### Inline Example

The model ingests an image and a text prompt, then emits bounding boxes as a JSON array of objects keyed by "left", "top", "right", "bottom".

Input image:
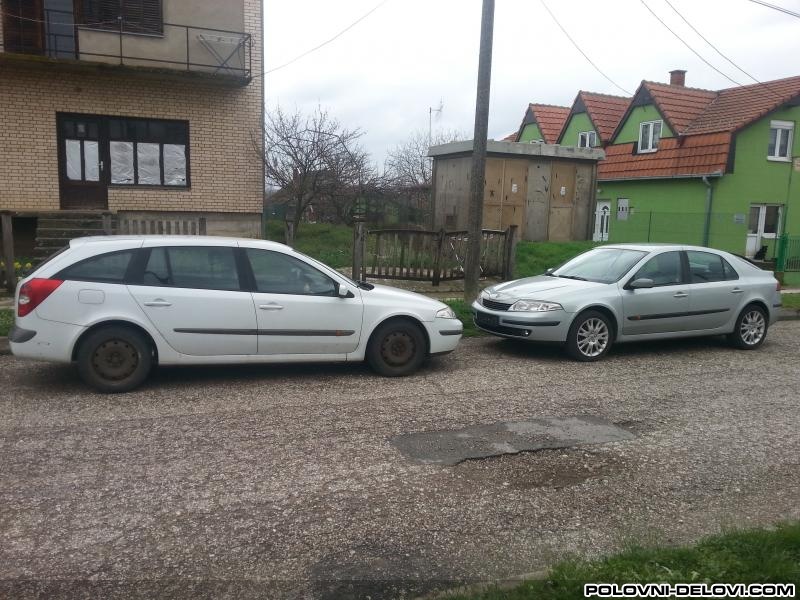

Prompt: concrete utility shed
[{"left": 429, "top": 140, "right": 604, "bottom": 241}]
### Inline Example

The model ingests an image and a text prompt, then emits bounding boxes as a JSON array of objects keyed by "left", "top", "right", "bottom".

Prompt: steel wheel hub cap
[
  {"left": 577, "top": 318, "right": 609, "bottom": 357},
  {"left": 740, "top": 311, "right": 765, "bottom": 345},
  {"left": 381, "top": 332, "right": 415, "bottom": 366},
  {"left": 92, "top": 340, "right": 139, "bottom": 381}
]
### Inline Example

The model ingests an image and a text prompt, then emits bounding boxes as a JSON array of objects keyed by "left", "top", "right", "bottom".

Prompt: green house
[
  {"left": 513, "top": 103, "right": 571, "bottom": 144},
  {"left": 524, "top": 70, "right": 800, "bottom": 284}
]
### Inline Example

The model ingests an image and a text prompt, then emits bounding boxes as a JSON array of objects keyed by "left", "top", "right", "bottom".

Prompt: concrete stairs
[{"left": 33, "top": 211, "right": 117, "bottom": 262}]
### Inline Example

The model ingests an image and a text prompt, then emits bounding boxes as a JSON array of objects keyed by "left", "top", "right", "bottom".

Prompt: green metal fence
[
  {"left": 609, "top": 211, "right": 749, "bottom": 253},
  {"left": 776, "top": 235, "right": 800, "bottom": 272}
]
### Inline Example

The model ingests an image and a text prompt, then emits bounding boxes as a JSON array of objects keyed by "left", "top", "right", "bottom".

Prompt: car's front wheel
[
  {"left": 728, "top": 304, "right": 768, "bottom": 350},
  {"left": 76, "top": 326, "right": 153, "bottom": 393},
  {"left": 366, "top": 319, "right": 427, "bottom": 377},
  {"left": 566, "top": 310, "right": 614, "bottom": 361}
]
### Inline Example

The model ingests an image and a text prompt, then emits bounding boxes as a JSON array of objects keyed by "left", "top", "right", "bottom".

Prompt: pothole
[{"left": 454, "top": 448, "right": 625, "bottom": 490}]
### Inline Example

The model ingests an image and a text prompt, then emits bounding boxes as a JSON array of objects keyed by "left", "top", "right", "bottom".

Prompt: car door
[
  {"left": 242, "top": 247, "right": 363, "bottom": 355},
  {"left": 685, "top": 250, "right": 742, "bottom": 330},
  {"left": 621, "top": 250, "right": 691, "bottom": 335},
  {"left": 127, "top": 243, "right": 257, "bottom": 356}
]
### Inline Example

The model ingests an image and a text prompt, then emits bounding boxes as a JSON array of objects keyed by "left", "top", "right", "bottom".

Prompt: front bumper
[
  {"left": 471, "top": 300, "right": 571, "bottom": 342},
  {"left": 425, "top": 318, "right": 463, "bottom": 355}
]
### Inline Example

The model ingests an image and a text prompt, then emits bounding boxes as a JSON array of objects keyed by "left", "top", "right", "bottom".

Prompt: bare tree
[
  {"left": 384, "top": 129, "right": 464, "bottom": 188},
  {"left": 261, "top": 106, "right": 371, "bottom": 233}
]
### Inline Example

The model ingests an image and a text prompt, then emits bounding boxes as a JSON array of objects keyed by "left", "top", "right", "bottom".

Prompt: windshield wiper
[
  {"left": 356, "top": 280, "right": 375, "bottom": 290},
  {"left": 558, "top": 275, "right": 587, "bottom": 281}
]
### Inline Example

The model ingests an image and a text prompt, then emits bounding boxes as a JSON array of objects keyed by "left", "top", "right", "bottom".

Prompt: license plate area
[{"left": 475, "top": 311, "right": 499, "bottom": 327}]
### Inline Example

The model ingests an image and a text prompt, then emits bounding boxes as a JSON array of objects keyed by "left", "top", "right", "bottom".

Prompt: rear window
[{"left": 57, "top": 250, "right": 135, "bottom": 283}]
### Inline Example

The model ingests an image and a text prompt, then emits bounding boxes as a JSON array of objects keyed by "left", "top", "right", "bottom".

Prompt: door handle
[
  {"left": 731, "top": 288, "right": 744, "bottom": 294},
  {"left": 259, "top": 303, "right": 284, "bottom": 311},
  {"left": 673, "top": 292, "right": 688, "bottom": 298},
  {"left": 143, "top": 299, "right": 172, "bottom": 307}
]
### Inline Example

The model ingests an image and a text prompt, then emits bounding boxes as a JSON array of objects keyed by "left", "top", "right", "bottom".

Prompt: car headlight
[
  {"left": 436, "top": 307, "right": 458, "bottom": 319},
  {"left": 508, "top": 300, "right": 563, "bottom": 312}
]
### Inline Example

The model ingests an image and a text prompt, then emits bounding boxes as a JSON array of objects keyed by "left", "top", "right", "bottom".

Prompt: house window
[
  {"left": 82, "top": 0, "right": 163, "bottom": 35},
  {"left": 638, "top": 120, "right": 662, "bottom": 153},
  {"left": 578, "top": 131, "right": 597, "bottom": 148},
  {"left": 109, "top": 118, "right": 189, "bottom": 187},
  {"left": 768, "top": 120, "right": 793, "bottom": 161}
]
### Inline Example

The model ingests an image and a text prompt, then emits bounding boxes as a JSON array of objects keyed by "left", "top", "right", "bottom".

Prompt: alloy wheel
[
  {"left": 576, "top": 318, "right": 609, "bottom": 358},
  {"left": 740, "top": 310, "right": 765, "bottom": 346}
]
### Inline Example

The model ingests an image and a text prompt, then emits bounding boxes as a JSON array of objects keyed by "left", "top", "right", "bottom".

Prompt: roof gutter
[{"left": 598, "top": 171, "right": 723, "bottom": 182}]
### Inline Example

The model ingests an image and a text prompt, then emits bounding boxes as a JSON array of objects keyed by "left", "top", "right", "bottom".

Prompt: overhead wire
[
  {"left": 639, "top": 0, "right": 744, "bottom": 87},
  {"left": 747, "top": 0, "right": 800, "bottom": 19},
  {"left": 538, "top": 0, "right": 632, "bottom": 96},
  {"left": 253, "top": 0, "right": 390, "bottom": 79}
]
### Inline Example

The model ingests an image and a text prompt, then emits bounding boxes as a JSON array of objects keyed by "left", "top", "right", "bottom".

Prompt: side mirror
[
  {"left": 336, "top": 283, "right": 352, "bottom": 298},
  {"left": 545, "top": 267, "right": 555, "bottom": 275},
  {"left": 628, "top": 278, "right": 654, "bottom": 290}
]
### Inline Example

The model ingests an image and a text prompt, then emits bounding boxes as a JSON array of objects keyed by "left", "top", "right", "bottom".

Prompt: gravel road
[{"left": 2, "top": 323, "right": 799, "bottom": 599}]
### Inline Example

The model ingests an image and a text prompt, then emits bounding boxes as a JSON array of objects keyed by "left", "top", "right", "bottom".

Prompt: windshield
[{"left": 552, "top": 248, "right": 647, "bottom": 284}]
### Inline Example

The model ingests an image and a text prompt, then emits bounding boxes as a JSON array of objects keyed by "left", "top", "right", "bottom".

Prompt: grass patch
[
  {"left": 0, "top": 308, "right": 13, "bottom": 337},
  {"left": 451, "top": 522, "right": 800, "bottom": 599},
  {"left": 782, "top": 293, "right": 800, "bottom": 310},
  {"left": 265, "top": 221, "right": 353, "bottom": 269},
  {"left": 444, "top": 299, "right": 480, "bottom": 337},
  {"left": 515, "top": 241, "right": 598, "bottom": 279}
]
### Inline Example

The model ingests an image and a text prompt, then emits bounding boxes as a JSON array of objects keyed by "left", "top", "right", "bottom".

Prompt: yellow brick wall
[{"left": 0, "top": 0, "right": 264, "bottom": 217}]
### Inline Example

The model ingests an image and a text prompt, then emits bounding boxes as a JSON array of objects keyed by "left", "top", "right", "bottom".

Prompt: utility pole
[{"left": 464, "top": 0, "right": 495, "bottom": 302}]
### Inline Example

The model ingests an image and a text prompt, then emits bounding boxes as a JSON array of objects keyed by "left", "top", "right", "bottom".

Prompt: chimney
[{"left": 670, "top": 69, "right": 686, "bottom": 86}]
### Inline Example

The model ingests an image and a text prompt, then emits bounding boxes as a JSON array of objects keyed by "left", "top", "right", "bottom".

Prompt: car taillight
[{"left": 18, "top": 278, "right": 63, "bottom": 317}]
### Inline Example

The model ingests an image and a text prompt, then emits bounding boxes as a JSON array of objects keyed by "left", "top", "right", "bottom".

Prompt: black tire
[
  {"left": 366, "top": 319, "right": 427, "bottom": 377},
  {"left": 76, "top": 326, "right": 153, "bottom": 393},
  {"left": 565, "top": 310, "right": 614, "bottom": 362},
  {"left": 728, "top": 304, "right": 768, "bottom": 350}
]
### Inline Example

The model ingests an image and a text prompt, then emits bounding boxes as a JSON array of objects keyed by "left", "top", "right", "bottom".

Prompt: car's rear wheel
[
  {"left": 728, "top": 304, "right": 768, "bottom": 350},
  {"left": 366, "top": 319, "right": 427, "bottom": 377},
  {"left": 566, "top": 310, "right": 613, "bottom": 362},
  {"left": 77, "top": 326, "right": 153, "bottom": 393}
]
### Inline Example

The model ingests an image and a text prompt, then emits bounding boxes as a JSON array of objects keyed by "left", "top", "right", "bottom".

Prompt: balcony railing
[{"left": 1, "top": 9, "right": 252, "bottom": 83}]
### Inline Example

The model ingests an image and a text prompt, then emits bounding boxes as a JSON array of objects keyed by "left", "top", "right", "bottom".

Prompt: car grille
[
  {"left": 481, "top": 298, "right": 512, "bottom": 311},
  {"left": 475, "top": 321, "right": 531, "bottom": 338}
]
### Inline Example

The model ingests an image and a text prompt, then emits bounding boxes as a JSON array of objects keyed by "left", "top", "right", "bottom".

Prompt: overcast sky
[{"left": 264, "top": 0, "right": 800, "bottom": 165}]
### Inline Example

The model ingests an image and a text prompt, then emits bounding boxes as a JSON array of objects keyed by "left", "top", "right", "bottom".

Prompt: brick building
[{"left": 0, "top": 0, "right": 264, "bottom": 258}]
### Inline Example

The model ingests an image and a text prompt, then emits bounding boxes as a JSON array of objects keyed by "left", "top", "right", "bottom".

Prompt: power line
[
  {"left": 748, "top": 0, "right": 800, "bottom": 19},
  {"left": 256, "top": 0, "right": 389, "bottom": 79},
  {"left": 639, "top": 0, "right": 744, "bottom": 87},
  {"left": 663, "top": 0, "right": 763, "bottom": 84},
  {"left": 538, "top": 0, "right": 631, "bottom": 96}
]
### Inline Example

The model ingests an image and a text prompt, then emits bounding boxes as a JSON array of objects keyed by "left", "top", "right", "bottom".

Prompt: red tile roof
[
  {"left": 577, "top": 91, "right": 630, "bottom": 142},
  {"left": 527, "top": 103, "right": 571, "bottom": 144},
  {"left": 501, "top": 132, "right": 518, "bottom": 142},
  {"left": 683, "top": 75, "right": 800, "bottom": 135},
  {"left": 598, "top": 133, "right": 731, "bottom": 180},
  {"left": 643, "top": 82, "right": 718, "bottom": 134}
]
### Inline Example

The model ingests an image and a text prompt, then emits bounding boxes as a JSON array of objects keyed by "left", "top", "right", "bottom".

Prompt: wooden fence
[
  {"left": 352, "top": 224, "right": 517, "bottom": 286},
  {"left": 118, "top": 216, "right": 207, "bottom": 236}
]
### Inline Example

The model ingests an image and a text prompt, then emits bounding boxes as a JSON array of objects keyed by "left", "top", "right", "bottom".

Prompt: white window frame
[
  {"left": 638, "top": 120, "right": 663, "bottom": 153},
  {"left": 578, "top": 131, "right": 596, "bottom": 148},
  {"left": 767, "top": 120, "right": 794, "bottom": 162}
]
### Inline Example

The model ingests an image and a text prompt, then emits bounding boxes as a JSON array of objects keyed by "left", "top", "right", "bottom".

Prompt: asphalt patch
[{"left": 391, "top": 416, "right": 635, "bottom": 465}]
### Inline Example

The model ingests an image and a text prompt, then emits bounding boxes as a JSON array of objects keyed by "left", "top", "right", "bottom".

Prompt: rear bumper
[
  {"left": 471, "top": 301, "right": 571, "bottom": 342},
  {"left": 9, "top": 317, "right": 84, "bottom": 363}
]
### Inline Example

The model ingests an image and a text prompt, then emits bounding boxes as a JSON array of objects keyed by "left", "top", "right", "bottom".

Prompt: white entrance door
[
  {"left": 593, "top": 201, "right": 611, "bottom": 242},
  {"left": 746, "top": 204, "right": 782, "bottom": 258}
]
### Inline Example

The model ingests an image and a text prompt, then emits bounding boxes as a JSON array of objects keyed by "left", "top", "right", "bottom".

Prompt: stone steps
[{"left": 33, "top": 211, "right": 117, "bottom": 262}]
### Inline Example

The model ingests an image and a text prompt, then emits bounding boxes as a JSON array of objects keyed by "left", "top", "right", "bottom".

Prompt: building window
[
  {"left": 768, "top": 120, "right": 793, "bottom": 161},
  {"left": 109, "top": 118, "right": 189, "bottom": 187},
  {"left": 578, "top": 131, "right": 597, "bottom": 148},
  {"left": 82, "top": 0, "right": 163, "bottom": 35},
  {"left": 638, "top": 120, "right": 662, "bottom": 153}
]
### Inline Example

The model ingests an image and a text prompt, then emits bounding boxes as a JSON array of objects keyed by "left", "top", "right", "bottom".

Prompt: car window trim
[
  {"left": 54, "top": 248, "right": 138, "bottom": 284},
  {"left": 243, "top": 247, "right": 339, "bottom": 297},
  {"left": 128, "top": 246, "right": 248, "bottom": 293}
]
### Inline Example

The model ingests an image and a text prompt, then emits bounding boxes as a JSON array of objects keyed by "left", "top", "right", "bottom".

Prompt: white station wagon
[{"left": 10, "top": 236, "right": 463, "bottom": 392}]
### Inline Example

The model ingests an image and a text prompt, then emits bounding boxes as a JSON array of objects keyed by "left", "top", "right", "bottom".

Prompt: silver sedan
[{"left": 472, "top": 244, "right": 782, "bottom": 361}]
